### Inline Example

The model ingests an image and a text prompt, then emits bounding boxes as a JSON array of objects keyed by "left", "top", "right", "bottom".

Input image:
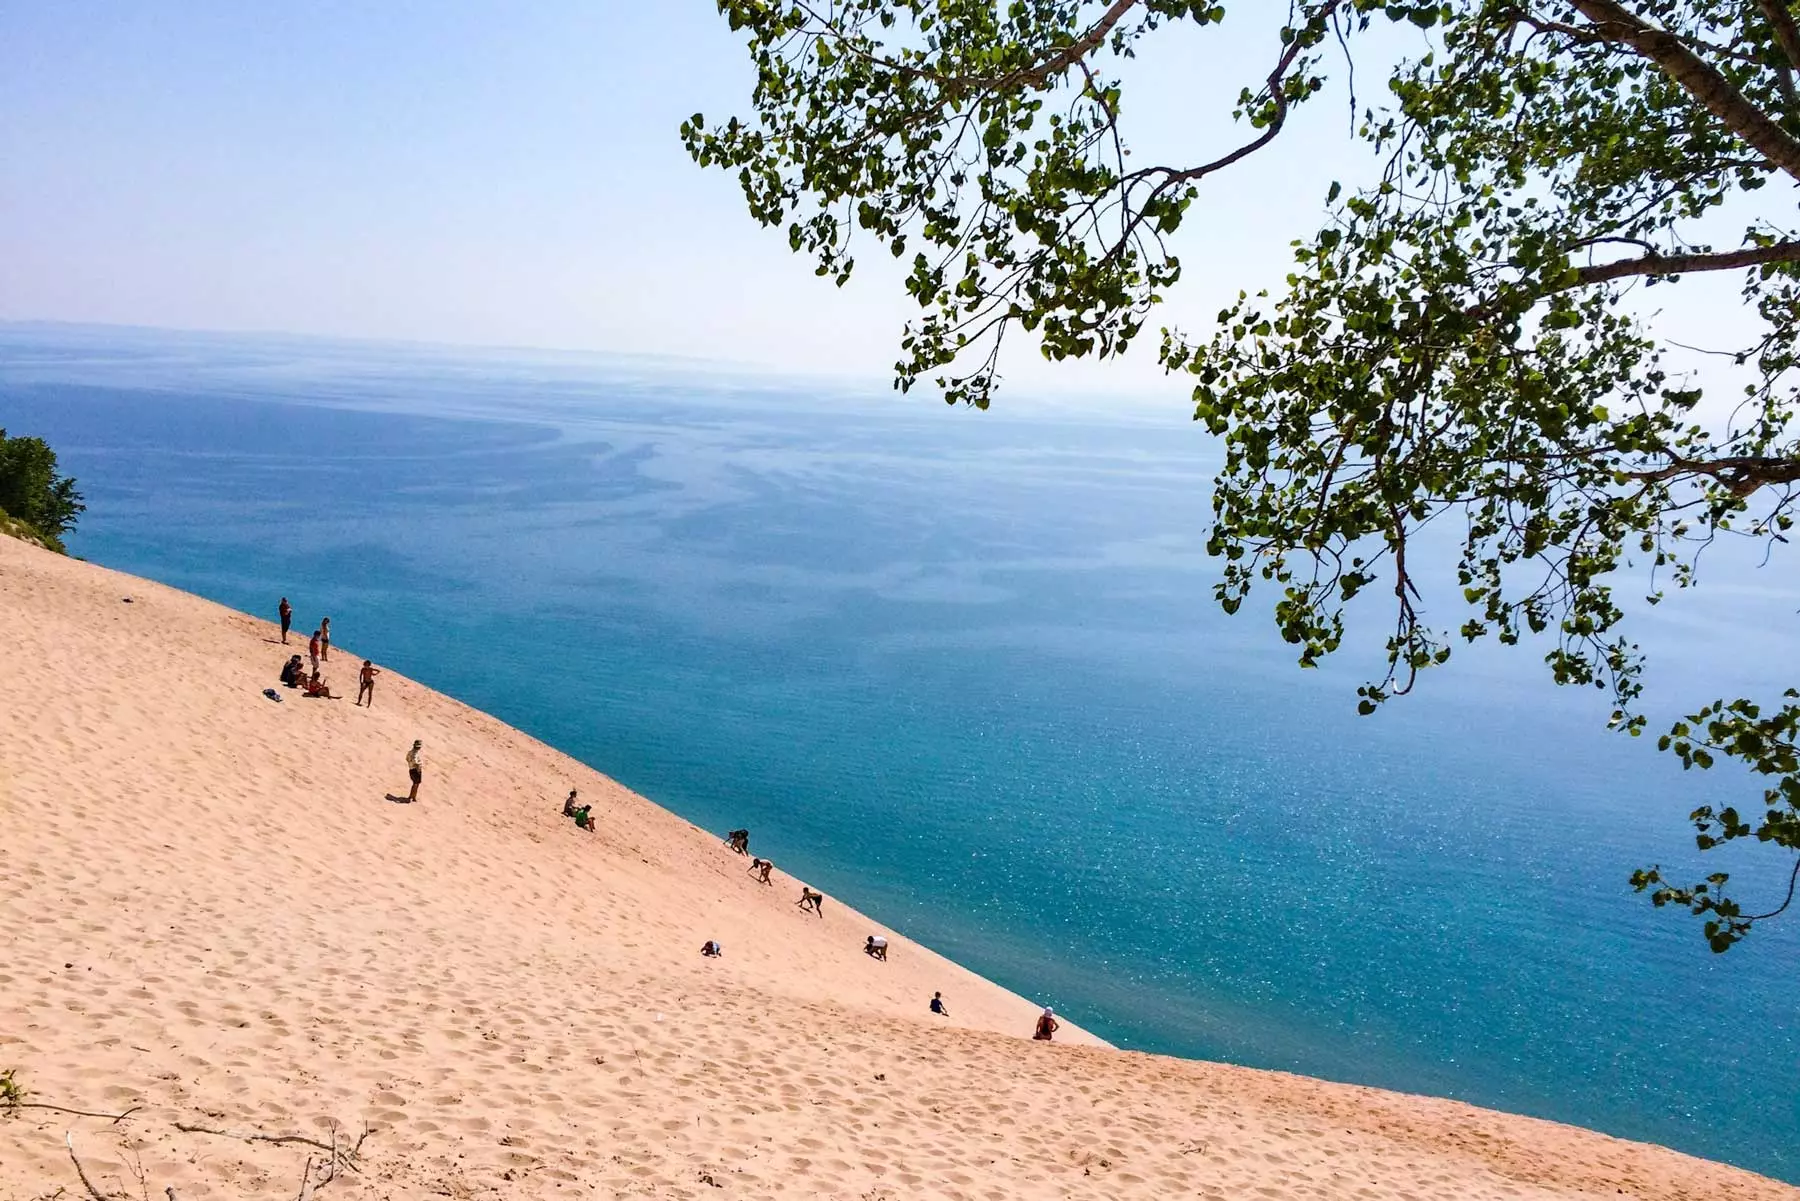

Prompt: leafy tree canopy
[
  {"left": 0, "top": 429, "right": 84, "bottom": 554},
  {"left": 685, "top": 0, "right": 1800, "bottom": 949}
]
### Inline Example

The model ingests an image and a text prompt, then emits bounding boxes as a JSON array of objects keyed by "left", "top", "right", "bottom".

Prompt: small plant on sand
[{"left": 0, "top": 1067, "right": 25, "bottom": 1113}]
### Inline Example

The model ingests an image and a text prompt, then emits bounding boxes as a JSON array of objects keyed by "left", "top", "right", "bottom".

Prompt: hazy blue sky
[
  {"left": 0, "top": 4, "right": 1749, "bottom": 401},
  {"left": 0, "top": 5, "right": 1401, "bottom": 395}
]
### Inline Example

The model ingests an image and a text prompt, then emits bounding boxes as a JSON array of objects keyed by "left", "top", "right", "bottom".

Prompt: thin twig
[
  {"left": 65, "top": 1132, "right": 114, "bottom": 1201},
  {"left": 17, "top": 1103, "right": 142, "bottom": 1124},
  {"left": 172, "top": 1122, "right": 369, "bottom": 1169}
]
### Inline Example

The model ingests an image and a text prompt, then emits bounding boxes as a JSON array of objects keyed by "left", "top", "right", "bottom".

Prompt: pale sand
[{"left": 0, "top": 532, "right": 1791, "bottom": 1201}]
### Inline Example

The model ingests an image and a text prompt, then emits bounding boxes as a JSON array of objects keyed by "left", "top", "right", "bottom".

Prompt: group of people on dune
[
  {"left": 272, "top": 597, "right": 418, "bottom": 800},
  {"left": 709, "top": 827, "right": 1062, "bottom": 1040},
  {"left": 275, "top": 599, "right": 378, "bottom": 705},
  {"left": 270, "top": 598, "right": 1064, "bottom": 1041}
]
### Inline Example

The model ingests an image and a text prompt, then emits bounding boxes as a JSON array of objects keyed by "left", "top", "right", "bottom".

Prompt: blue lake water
[{"left": 3, "top": 323, "right": 1796, "bottom": 1181}]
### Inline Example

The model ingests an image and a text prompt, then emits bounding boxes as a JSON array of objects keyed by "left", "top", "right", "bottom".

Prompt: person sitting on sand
[
  {"left": 1033, "top": 1008, "right": 1059, "bottom": 1042},
  {"left": 356, "top": 660, "right": 379, "bottom": 707},
  {"left": 562, "top": 788, "right": 579, "bottom": 818},
  {"left": 864, "top": 935, "right": 888, "bottom": 961},
  {"left": 572, "top": 803, "right": 595, "bottom": 832},
  {"left": 930, "top": 992, "right": 949, "bottom": 1017},
  {"left": 700, "top": 939, "right": 723, "bottom": 958},
  {"left": 279, "top": 654, "right": 306, "bottom": 688},
  {"left": 748, "top": 857, "right": 773, "bottom": 884},
  {"left": 797, "top": 887, "right": 823, "bottom": 916},
  {"left": 725, "top": 828, "right": 750, "bottom": 855},
  {"left": 303, "top": 668, "right": 338, "bottom": 699},
  {"left": 405, "top": 740, "right": 424, "bottom": 803}
]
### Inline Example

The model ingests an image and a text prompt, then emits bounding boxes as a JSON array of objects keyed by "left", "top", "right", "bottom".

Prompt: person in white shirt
[{"left": 405, "top": 740, "right": 424, "bottom": 802}]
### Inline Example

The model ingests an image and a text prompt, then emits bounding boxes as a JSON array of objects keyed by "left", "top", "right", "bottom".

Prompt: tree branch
[
  {"left": 1011, "top": 0, "right": 1143, "bottom": 89},
  {"left": 1758, "top": 0, "right": 1800, "bottom": 72},
  {"left": 1624, "top": 452, "right": 1800, "bottom": 495},
  {"left": 1566, "top": 0, "right": 1800, "bottom": 180},
  {"left": 1571, "top": 238, "right": 1800, "bottom": 284},
  {"left": 1099, "top": 4, "right": 1338, "bottom": 265}
]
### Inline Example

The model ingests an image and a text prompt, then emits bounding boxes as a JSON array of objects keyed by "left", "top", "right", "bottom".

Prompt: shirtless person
[
  {"left": 797, "top": 887, "right": 824, "bottom": 917},
  {"left": 356, "top": 659, "right": 379, "bottom": 706},
  {"left": 278, "top": 597, "right": 292, "bottom": 643}
]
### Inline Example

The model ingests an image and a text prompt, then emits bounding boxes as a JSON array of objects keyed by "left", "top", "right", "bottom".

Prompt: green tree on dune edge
[
  {"left": 683, "top": 0, "right": 1800, "bottom": 949},
  {"left": 0, "top": 429, "right": 84, "bottom": 555}
]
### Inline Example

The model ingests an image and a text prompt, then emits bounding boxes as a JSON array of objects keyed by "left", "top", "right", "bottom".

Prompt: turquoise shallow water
[{"left": 3, "top": 324, "right": 1797, "bottom": 1181}]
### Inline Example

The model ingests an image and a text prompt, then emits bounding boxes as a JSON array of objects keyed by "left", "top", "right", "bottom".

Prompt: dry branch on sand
[{"left": 7, "top": 1072, "right": 371, "bottom": 1201}]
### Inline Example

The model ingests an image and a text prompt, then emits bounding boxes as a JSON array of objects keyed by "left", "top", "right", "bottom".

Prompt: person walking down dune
[
  {"left": 356, "top": 659, "right": 379, "bottom": 707},
  {"left": 278, "top": 596, "right": 292, "bottom": 643},
  {"left": 319, "top": 616, "right": 332, "bottom": 662},
  {"left": 797, "top": 887, "right": 823, "bottom": 917},
  {"left": 405, "top": 740, "right": 424, "bottom": 803},
  {"left": 748, "top": 857, "right": 773, "bottom": 884},
  {"left": 1033, "top": 1008, "right": 1059, "bottom": 1042},
  {"left": 930, "top": 992, "right": 949, "bottom": 1017}
]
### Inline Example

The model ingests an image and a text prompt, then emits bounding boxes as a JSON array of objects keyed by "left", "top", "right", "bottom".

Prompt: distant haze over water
[{"left": 4, "top": 323, "right": 1795, "bottom": 1182}]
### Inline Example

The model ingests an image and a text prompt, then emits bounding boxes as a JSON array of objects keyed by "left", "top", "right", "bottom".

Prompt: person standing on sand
[
  {"left": 357, "top": 660, "right": 379, "bottom": 707},
  {"left": 1033, "top": 1008, "right": 1059, "bottom": 1042},
  {"left": 319, "top": 616, "right": 332, "bottom": 662},
  {"left": 930, "top": 992, "right": 949, "bottom": 1017},
  {"left": 405, "top": 740, "right": 424, "bottom": 803},
  {"left": 308, "top": 628, "right": 322, "bottom": 676},
  {"left": 278, "top": 597, "right": 292, "bottom": 643}
]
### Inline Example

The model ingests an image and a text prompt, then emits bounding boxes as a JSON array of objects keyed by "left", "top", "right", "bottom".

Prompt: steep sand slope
[{"left": 0, "top": 534, "right": 1791, "bottom": 1201}]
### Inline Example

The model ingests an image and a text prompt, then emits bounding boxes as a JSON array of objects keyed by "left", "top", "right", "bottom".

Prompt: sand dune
[{"left": 0, "top": 532, "right": 1791, "bottom": 1201}]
